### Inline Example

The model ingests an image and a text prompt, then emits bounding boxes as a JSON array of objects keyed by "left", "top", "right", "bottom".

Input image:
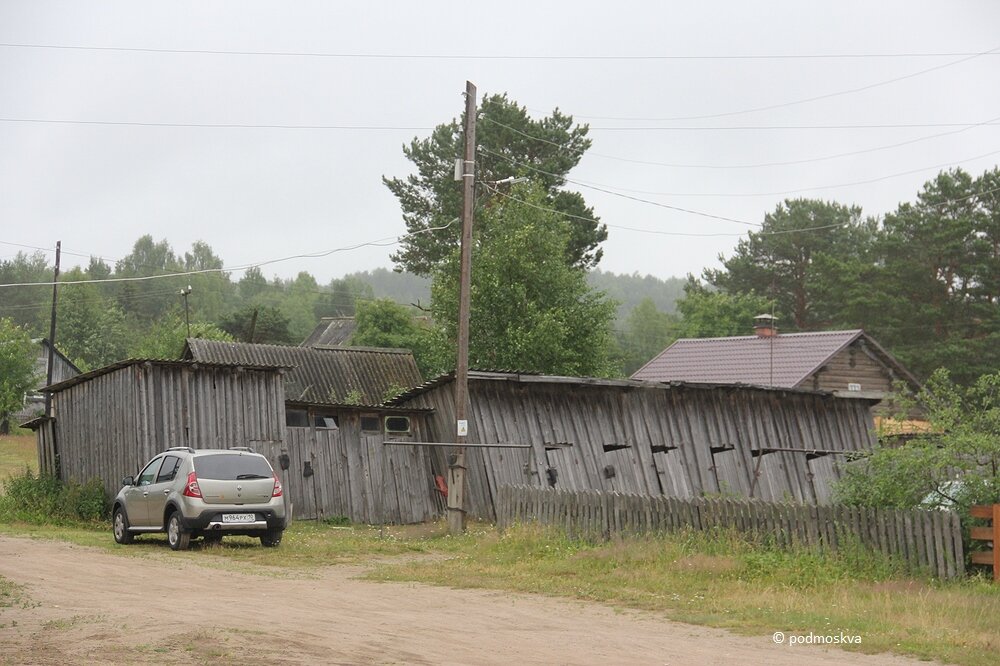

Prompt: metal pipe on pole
[{"left": 448, "top": 80, "right": 477, "bottom": 535}]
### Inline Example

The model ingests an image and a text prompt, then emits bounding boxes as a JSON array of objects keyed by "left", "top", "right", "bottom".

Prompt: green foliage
[
  {"left": 0, "top": 251, "right": 51, "bottom": 332},
  {"left": 351, "top": 298, "right": 442, "bottom": 378},
  {"left": 835, "top": 369, "right": 1000, "bottom": 515},
  {"left": 131, "top": 314, "right": 234, "bottom": 359},
  {"left": 0, "top": 469, "right": 108, "bottom": 523},
  {"left": 218, "top": 305, "right": 294, "bottom": 344},
  {"left": 384, "top": 93, "right": 606, "bottom": 275},
  {"left": 705, "top": 198, "right": 877, "bottom": 330},
  {"left": 0, "top": 319, "right": 38, "bottom": 424},
  {"left": 313, "top": 275, "right": 375, "bottom": 319},
  {"left": 343, "top": 268, "right": 431, "bottom": 307},
  {"left": 616, "top": 298, "right": 678, "bottom": 375},
  {"left": 56, "top": 270, "right": 129, "bottom": 370},
  {"left": 431, "top": 184, "right": 618, "bottom": 377},
  {"left": 587, "top": 269, "right": 686, "bottom": 319},
  {"left": 674, "top": 278, "right": 774, "bottom": 338}
]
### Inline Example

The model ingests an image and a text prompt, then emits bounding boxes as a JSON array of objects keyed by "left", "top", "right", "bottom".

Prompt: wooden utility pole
[
  {"left": 43, "top": 241, "right": 61, "bottom": 418},
  {"left": 448, "top": 80, "right": 477, "bottom": 535}
]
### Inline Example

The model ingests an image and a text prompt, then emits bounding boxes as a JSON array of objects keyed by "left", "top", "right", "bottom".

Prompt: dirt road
[{"left": 0, "top": 536, "right": 939, "bottom": 665}]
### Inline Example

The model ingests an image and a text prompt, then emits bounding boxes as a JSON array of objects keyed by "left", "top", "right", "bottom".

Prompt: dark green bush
[{"left": 0, "top": 468, "right": 108, "bottom": 524}]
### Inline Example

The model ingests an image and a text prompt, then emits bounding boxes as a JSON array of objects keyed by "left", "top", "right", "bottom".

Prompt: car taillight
[
  {"left": 272, "top": 475, "right": 283, "bottom": 498},
  {"left": 183, "top": 471, "right": 202, "bottom": 498}
]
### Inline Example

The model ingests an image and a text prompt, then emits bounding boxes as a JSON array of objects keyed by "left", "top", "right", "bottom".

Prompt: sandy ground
[{"left": 0, "top": 535, "right": 943, "bottom": 666}]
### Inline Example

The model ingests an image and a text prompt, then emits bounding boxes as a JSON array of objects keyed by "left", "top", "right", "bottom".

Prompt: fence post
[{"left": 970, "top": 504, "right": 1000, "bottom": 582}]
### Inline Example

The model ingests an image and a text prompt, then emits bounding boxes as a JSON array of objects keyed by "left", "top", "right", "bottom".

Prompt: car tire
[
  {"left": 260, "top": 529, "right": 282, "bottom": 548},
  {"left": 113, "top": 507, "right": 134, "bottom": 545},
  {"left": 166, "top": 512, "right": 190, "bottom": 551}
]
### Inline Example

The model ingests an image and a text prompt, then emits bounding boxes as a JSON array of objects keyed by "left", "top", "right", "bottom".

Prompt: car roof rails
[
  {"left": 227, "top": 446, "right": 254, "bottom": 452},
  {"left": 165, "top": 447, "right": 195, "bottom": 453}
]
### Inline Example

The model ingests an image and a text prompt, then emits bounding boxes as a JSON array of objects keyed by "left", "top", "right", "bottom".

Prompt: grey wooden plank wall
[
  {"left": 51, "top": 364, "right": 287, "bottom": 498},
  {"left": 400, "top": 379, "right": 878, "bottom": 521},
  {"left": 495, "top": 485, "right": 966, "bottom": 580},
  {"left": 281, "top": 426, "right": 439, "bottom": 524}
]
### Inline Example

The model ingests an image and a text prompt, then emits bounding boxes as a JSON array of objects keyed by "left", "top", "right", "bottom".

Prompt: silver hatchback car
[{"left": 112, "top": 447, "right": 286, "bottom": 550}]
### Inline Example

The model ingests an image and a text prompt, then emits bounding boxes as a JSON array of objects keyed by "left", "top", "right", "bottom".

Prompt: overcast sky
[{"left": 2, "top": 1, "right": 999, "bottom": 287}]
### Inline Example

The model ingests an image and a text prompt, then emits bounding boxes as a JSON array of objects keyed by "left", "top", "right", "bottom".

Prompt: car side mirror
[{"left": 121, "top": 475, "right": 134, "bottom": 487}]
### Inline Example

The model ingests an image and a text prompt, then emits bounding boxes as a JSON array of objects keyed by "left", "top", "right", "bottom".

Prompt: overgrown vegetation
[
  {"left": 0, "top": 469, "right": 107, "bottom": 524},
  {"left": 836, "top": 369, "right": 1000, "bottom": 516}
]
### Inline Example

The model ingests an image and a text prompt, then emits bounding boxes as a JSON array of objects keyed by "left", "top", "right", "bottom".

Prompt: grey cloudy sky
[{"left": 2, "top": 1, "right": 999, "bottom": 286}]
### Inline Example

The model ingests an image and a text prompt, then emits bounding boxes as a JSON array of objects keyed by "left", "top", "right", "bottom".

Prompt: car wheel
[
  {"left": 113, "top": 507, "right": 134, "bottom": 545},
  {"left": 203, "top": 532, "right": 223, "bottom": 545},
  {"left": 260, "top": 529, "right": 282, "bottom": 548},
  {"left": 166, "top": 512, "right": 190, "bottom": 551}
]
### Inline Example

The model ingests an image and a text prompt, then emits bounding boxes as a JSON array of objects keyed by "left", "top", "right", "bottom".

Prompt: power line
[
  {"left": 480, "top": 142, "right": 1000, "bottom": 200},
  {"left": 0, "top": 220, "right": 454, "bottom": 289},
  {"left": 585, "top": 122, "right": 1000, "bottom": 131},
  {"left": 480, "top": 184, "right": 837, "bottom": 237},
  {"left": 481, "top": 179, "right": 1000, "bottom": 238},
  {"left": 478, "top": 147, "right": 758, "bottom": 225},
  {"left": 4, "top": 42, "right": 1000, "bottom": 61},
  {"left": 481, "top": 116, "right": 1000, "bottom": 173},
  {"left": 4, "top": 116, "right": 1000, "bottom": 133},
  {"left": 0, "top": 117, "right": 431, "bottom": 131},
  {"left": 587, "top": 116, "right": 1000, "bottom": 170},
  {"left": 552, "top": 46, "right": 1000, "bottom": 123}
]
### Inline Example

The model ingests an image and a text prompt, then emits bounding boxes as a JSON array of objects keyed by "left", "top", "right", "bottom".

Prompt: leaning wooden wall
[
  {"left": 401, "top": 378, "right": 877, "bottom": 521},
  {"left": 274, "top": 420, "right": 439, "bottom": 525},
  {"left": 52, "top": 363, "right": 287, "bottom": 498}
]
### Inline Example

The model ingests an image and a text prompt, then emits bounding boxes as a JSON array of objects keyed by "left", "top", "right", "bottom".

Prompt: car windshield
[{"left": 194, "top": 453, "right": 273, "bottom": 481}]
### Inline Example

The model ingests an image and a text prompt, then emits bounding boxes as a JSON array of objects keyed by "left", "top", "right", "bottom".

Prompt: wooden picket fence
[{"left": 495, "top": 485, "right": 966, "bottom": 580}]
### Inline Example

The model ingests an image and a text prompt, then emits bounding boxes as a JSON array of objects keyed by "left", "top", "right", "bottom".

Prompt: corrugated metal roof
[
  {"left": 301, "top": 317, "right": 357, "bottom": 347},
  {"left": 184, "top": 339, "right": 423, "bottom": 406},
  {"left": 631, "top": 330, "right": 869, "bottom": 388}
]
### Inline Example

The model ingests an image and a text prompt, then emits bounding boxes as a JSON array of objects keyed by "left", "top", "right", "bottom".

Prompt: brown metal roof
[
  {"left": 631, "top": 329, "right": 919, "bottom": 390},
  {"left": 301, "top": 317, "right": 357, "bottom": 347},
  {"left": 184, "top": 339, "right": 423, "bottom": 407}
]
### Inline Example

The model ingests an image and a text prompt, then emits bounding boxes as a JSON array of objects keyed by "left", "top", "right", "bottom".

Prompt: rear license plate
[{"left": 222, "top": 513, "right": 255, "bottom": 524}]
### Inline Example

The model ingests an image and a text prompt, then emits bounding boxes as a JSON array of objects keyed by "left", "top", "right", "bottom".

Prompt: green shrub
[{"left": 0, "top": 468, "right": 108, "bottom": 524}]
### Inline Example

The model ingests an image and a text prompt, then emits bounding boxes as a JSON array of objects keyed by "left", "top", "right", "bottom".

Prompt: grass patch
[{"left": 0, "top": 434, "right": 37, "bottom": 482}]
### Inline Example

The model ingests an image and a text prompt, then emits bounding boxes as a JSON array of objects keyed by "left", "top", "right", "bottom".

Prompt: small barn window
[
  {"left": 360, "top": 415, "right": 381, "bottom": 433},
  {"left": 384, "top": 416, "right": 411, "bottom": 434},
  {"left": 314, "top": 415, "right": 339, "bottom": 430},
  {"left": 285, "top": 409, "right": 309, "bottom": 427}
]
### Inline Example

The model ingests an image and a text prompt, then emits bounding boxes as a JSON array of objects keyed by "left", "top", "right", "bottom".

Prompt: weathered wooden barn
[
  {"left": 33, "top": 359, "right": 287, "bottom": 498},
  {"left": 389, "top": 371, "right": 879, "bottom": 520},
  {"left": 183, "top": 340, "right": 440, "bottom": 524}
]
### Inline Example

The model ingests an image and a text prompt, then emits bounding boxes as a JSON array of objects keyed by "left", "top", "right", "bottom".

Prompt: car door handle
[
  {"left": 163, "top": 490, "right": 170, "bottom": 495},
  {"left": 142, "top": 492, "right": 149, "bottom": 497}
]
